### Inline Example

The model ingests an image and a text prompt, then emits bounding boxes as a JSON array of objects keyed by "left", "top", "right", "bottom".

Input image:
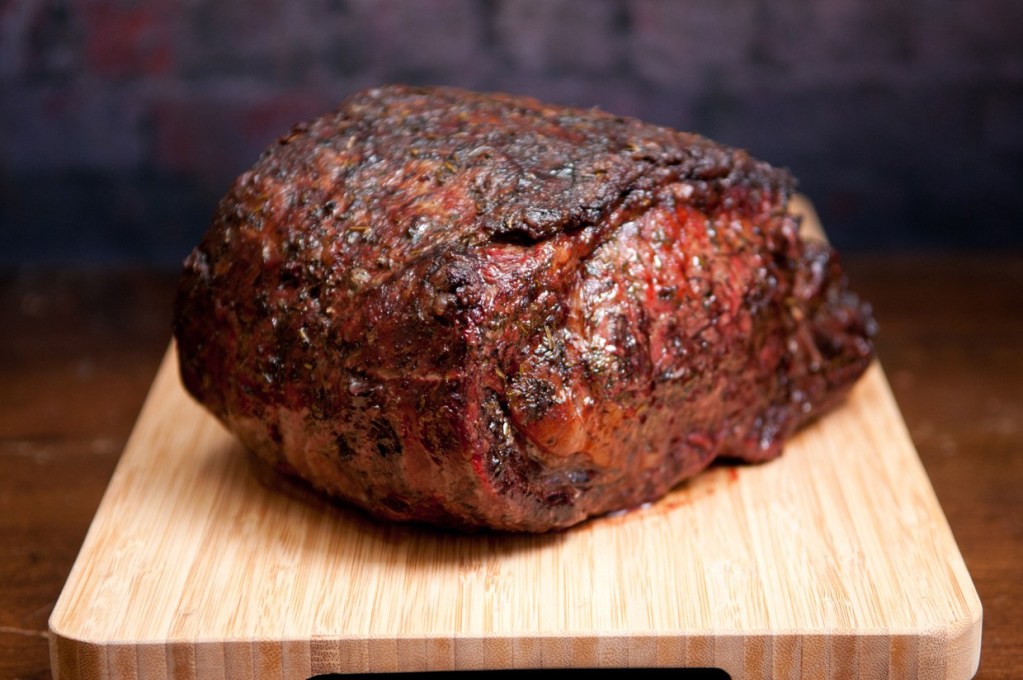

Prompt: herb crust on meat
[{"left": 174, "top": 85, "right": 875, "bottom": 532}]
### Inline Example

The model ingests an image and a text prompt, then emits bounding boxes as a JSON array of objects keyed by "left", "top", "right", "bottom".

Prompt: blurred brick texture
[{"left": 2, "top": 0, "right": 1022, "bottom": 264}]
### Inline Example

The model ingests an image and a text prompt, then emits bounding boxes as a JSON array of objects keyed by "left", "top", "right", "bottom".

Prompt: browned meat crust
[{"left": 173, "top": 85, "right": 875, "bottom": 532}]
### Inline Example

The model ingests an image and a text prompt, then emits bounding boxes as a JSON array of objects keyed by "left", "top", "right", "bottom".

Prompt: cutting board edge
[{"left": 48, "top": 622, "right": 982, "bottom": 678}]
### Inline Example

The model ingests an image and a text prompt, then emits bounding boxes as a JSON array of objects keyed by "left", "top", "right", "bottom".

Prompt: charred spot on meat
[{"left": 173, "top": 85, "right": 875, "bottom": 532}]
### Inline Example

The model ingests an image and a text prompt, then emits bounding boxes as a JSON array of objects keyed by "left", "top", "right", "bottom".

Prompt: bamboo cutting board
[{"left": 49, "top": 199, "right": 981, "bottom": 679}]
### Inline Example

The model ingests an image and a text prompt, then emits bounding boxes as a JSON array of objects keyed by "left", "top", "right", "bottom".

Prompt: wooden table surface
[{"left": 2, "top": 256, "right": 1020, "bottom": 679}]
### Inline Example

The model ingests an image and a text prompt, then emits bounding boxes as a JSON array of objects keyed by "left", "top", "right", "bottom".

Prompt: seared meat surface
[{"left": 174, "top": 85, "right": 874, "bottom": 532}]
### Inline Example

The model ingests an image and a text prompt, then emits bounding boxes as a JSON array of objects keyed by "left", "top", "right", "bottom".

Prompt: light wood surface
[{"left": 46, "top": 205, "right": 983, "bottom": 679}]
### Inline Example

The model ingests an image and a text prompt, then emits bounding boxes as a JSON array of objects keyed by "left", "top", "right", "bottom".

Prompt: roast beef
[{"left": 173, "top": 85, "right": 875, "bottom": 532}]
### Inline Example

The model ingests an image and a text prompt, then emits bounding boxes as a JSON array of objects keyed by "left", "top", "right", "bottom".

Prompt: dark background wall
[{"left": 2, "top": 0, "right": 1021, "bottom": 266}]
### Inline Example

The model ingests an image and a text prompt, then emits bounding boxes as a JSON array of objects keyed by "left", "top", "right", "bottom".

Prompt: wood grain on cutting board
[{"left": 49, "top": 199, "right": 981, "bottom": 679}]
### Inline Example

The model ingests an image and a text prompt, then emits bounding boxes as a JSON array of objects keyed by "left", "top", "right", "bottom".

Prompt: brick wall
[{"left": 2, "top": 0, "right": 1021, "bottom": 265}]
